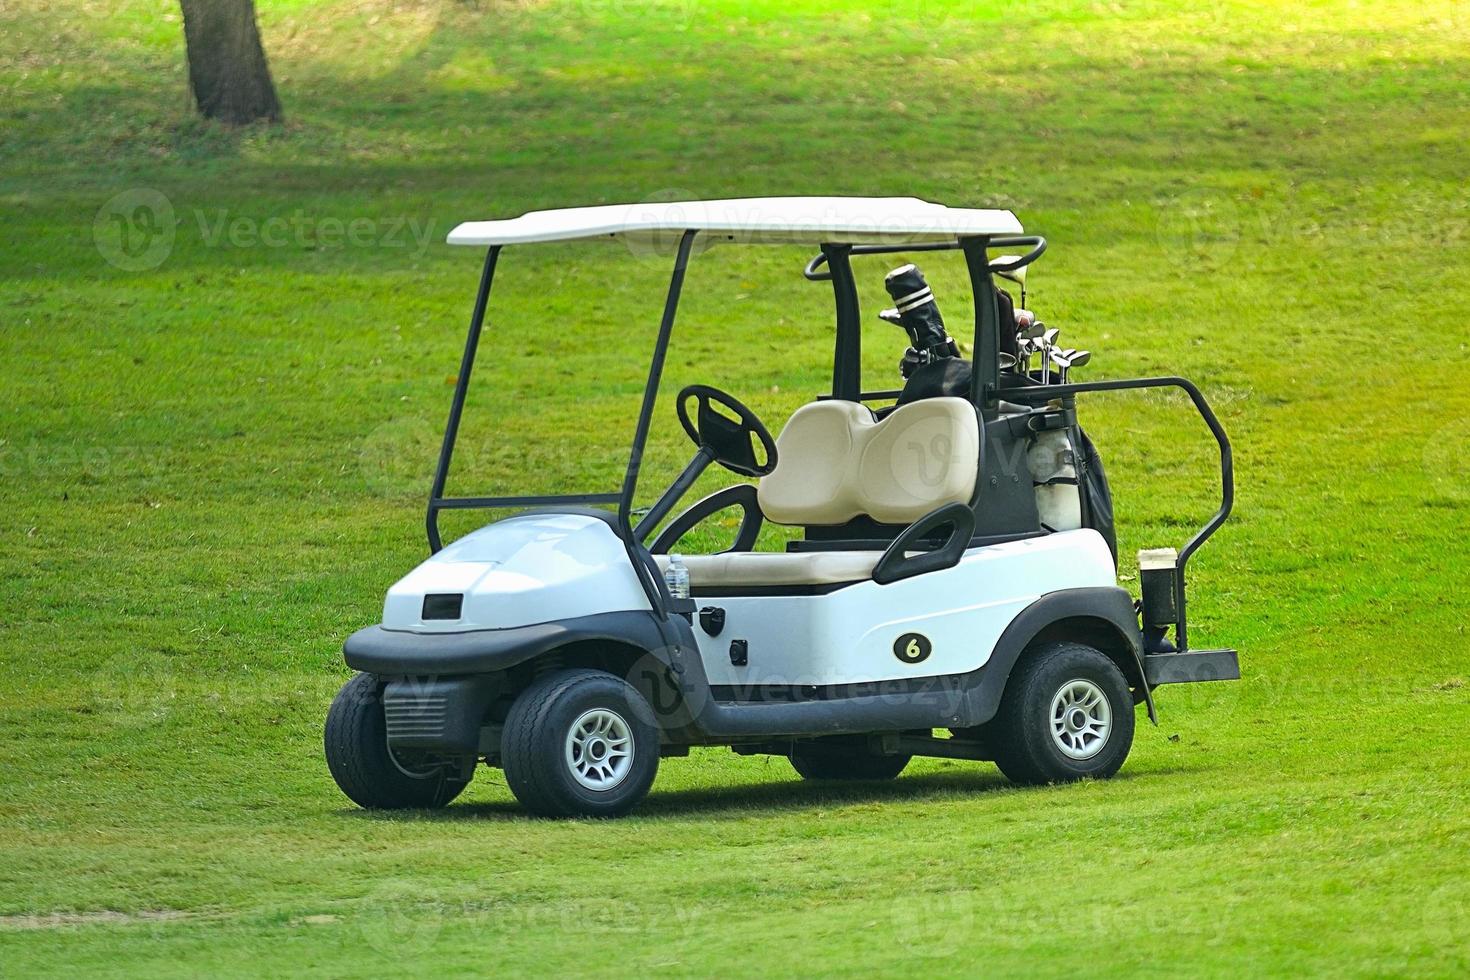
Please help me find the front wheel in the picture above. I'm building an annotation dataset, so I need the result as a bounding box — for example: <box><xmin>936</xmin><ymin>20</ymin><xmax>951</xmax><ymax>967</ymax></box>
<box><xmin>501</xmin><ymin>669</ymin><xmax>660</xmax><ymax>818</ymax></box>
<box><xmin>991</xmin><ymin>642</ymin><xmax>1136</xmax><ymax>785</ymax></box>
<box><xmin>324</xmin><ymin>673</ymin><xmax>468</xmax><ymax>809</ymax></box>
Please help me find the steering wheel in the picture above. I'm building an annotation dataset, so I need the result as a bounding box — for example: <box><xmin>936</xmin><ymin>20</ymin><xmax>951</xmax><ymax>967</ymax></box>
<box><xmin>675</xmin><ymin>384</ymin><xmax>778</xmax><ymax>477</ymax></box>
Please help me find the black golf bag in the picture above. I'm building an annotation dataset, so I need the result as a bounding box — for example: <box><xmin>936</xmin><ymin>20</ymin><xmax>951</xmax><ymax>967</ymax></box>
<box><xmin>880</xmin><ymin>263</ymin><xmax>1117</xmax><ymax>560</ymax></box>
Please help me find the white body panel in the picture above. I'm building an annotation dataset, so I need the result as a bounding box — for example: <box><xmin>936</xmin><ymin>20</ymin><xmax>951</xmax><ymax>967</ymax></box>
<box><xmin>691</xmin><ymin>530</ymin><xmax>1116</xmax><ymax>687</ymax></box>
<box><xmin>382</xmin><ymin>513</ymin><xmax>650</xmax><ymax>633</ymax></box>
<box><xmin>379</xmin><ymin>514</ymin><xmax>1115</xmax><ymax>688</ymax></box>
<box><xmin>447</xmin><ymin>197</ymin><xmax>1022</xmax><ymax>247</ymax></box>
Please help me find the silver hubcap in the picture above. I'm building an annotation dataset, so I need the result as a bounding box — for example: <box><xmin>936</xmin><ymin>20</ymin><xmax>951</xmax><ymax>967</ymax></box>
<box><xmin>565</xmin><ymin>708</ymin><xmax>635</xmax><ymax>791</ymax></box>
<box><xmin>1049</xmin><ymin>679</ymin><xmax>1112</xmax><ymax>760</ymax></box>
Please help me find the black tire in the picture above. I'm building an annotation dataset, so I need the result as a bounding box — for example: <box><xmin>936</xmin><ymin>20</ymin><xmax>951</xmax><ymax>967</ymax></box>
<box><xmin>500</xmin><ymin>669</ymin><xmax>660</xmax><ymax>818</ymax></box>
<box><xmin>788</xmin><ymin>736</ymin><xmax>911</xmax><ymax>781</ymax></box>
<box><xmin>324</xmin><ymin>673</ymin><xmax>468</xmax><ymax>810</ymax></box>
<box><xmin>991</xmin><ymin>642</ymin><xmax>1136</xmax><ymax>786</ymax></box>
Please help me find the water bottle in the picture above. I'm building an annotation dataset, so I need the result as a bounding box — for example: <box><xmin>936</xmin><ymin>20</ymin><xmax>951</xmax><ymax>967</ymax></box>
<box><xmin>664</xmin><ymin>553</ymin><xmax>690</xmax><ymax>600</ymax></box>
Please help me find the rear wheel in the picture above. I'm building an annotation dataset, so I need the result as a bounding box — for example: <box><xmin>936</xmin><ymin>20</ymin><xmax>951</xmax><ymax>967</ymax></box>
<box><xmin>991</xmin><ymin>642</ymin><xmax>1135</xmax><ymax>785</ymax></box>
<box><xmin>324</xmin><ymin>673</ymin><xmax>468</xmax><ymax>809</ymax></box>
<box><xmin>501</xmin><ymin>669</ymin><xmax>660</xmax><ymax>818</ymax></box>
<box><xmin>789</xmin><ymin>736</ymin><xmax>911</xmax><ymax>781</ymax></box>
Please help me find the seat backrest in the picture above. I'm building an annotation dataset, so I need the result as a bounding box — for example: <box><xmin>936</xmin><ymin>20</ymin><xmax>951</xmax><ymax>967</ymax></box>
<box><xmin>757</xmin><ymin>397</ymin><xmax>979</xmax><ymax>526</ymax></box>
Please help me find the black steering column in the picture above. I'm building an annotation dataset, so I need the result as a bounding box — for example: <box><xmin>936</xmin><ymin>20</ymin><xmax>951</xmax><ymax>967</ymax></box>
<box><xmin>635</xmin><ymin>385</ymin><xmax>777</xmax><ymax>552</ymax></box>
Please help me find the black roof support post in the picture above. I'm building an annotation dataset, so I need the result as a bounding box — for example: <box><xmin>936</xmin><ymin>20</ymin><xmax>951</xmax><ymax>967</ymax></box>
<box><xmin>426</xmin><ymin>245</ymin><xmax>501</xmax><ymax>553</ymax></box>
<box><xmin>618</xmin><ymin>229</ymin><xmax>699</xmax><ymax>612</ymax></box>
<box><xmin>822</xmin><ymin>243</ymin><xmax>861</xmax><ymax>401</ymax></box>
<box><xmin>960</xmin><ymin>236</ymin><xmax>1000</xmax><ymax>418</ymax></box>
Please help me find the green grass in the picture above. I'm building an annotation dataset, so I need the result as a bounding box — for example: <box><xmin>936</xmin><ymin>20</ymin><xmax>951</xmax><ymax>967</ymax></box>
<box><xmin>2</xmin><ymin>0</ymin><xmax>1469</xmax><ymax>975</ymax></box>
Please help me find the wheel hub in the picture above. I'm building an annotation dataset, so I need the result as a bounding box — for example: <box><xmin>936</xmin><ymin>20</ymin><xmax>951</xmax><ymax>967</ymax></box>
<box><xmin>1049</xmin><ymin>678</ymin><xmax>1112</xmax><ymax>761</ymax></box>
<box><xmin>565</xmin><ymin>708</ymin><xmax>634</xmax><ymax>791</ymax></box>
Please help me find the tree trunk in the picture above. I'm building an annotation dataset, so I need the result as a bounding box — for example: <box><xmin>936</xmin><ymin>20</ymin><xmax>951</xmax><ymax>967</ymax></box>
<box><xmin>179</xmin><ymin>0</ymin><xmax>282</xmax><ymax>125</ymax></box>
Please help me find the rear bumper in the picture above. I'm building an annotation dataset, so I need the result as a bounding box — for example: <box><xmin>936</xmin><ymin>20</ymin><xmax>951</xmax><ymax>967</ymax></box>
<box><xmin>1143</xmin><ymin>648</ymin><xmax>1239</xmax><ymax>686</ymax></box>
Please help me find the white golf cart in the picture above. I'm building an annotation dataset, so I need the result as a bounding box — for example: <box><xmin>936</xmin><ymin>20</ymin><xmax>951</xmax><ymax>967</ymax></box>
<box><xmin>324</xmin><ymin>197</ymin><xmax>1238</xmax><ymax>817</ymax></box>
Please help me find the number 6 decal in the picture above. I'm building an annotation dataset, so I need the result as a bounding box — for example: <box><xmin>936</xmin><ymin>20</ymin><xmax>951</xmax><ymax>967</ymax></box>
<box><xmin>893</xmin><ymin>632</ymin><xmax>932</xmax><ymax>664</ymax></box>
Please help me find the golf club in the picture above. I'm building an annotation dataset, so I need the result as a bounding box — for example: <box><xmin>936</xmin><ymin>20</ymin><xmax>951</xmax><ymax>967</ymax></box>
<box><xmin>1038</xmin><ymin>326</ymin><xmax>1060</xmax><ymax>384</ymax></box>
<box><xmin>1016</xmin><ymin>319</ymin><xmax>1043</xmax><ymax>376</ymax></box>
<box><xmin>1056</xmin><ymin>348</ymin><xmax>1091</xmax><ymax>383</ymax></box>
<box><xmin>992</xmin><ymin>253</ymin><xmax>1029</xmax><ymax>307</ymax></box>
<box><xmin>1064</xmin><ymin>349</ymin><xmax>1091</xmax><ymax>382</ymax></box>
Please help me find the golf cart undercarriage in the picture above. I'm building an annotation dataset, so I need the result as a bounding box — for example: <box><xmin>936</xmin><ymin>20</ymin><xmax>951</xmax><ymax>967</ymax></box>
<box><xmin>324</xmin><ymin>198</ymin><xmax>1239</xmax><ymax>817</ymax></box>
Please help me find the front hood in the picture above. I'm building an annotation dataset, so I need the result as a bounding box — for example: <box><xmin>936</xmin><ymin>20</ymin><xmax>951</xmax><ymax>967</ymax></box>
<box><xmin>382</xmin><ymin>512</ymin><xmax>650</xmax><ymax>633</ymax></box>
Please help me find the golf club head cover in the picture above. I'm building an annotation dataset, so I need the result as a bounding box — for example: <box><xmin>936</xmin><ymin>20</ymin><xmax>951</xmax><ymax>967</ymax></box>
<box><xmin>883</xmin><ymin>263</ymin><xmax>958</xmax><ymax>378</ymax></box>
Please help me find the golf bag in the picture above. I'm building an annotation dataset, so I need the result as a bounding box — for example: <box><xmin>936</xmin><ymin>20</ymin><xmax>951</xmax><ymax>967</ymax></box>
<box><xmin>878</xmin><ymin>264</ymin><xmax>1116</xmax><ymax>559</ymax></box>
<box><xmin>1027</xmin><ymin>424</ymin><xmax>1117</xmax><ymax>561</ymax></box>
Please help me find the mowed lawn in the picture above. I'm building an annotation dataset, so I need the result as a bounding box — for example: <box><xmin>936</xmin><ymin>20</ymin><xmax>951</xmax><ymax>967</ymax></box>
<box><xmin>1</xmin><ymin>0</ymin><xmax>1468</xmax><ymax>975</ymax></box>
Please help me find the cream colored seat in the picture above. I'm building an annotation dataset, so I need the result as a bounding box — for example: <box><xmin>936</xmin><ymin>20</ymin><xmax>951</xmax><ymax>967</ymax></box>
<box><xmin>659</xmin><ymin>397</ymin><xmax>979</xmax><ymax>588</ymax></box>
<box><xmin>656</xmin><ymin>550</ymin><xmax>883</xmax><ymax>587</ymax></box>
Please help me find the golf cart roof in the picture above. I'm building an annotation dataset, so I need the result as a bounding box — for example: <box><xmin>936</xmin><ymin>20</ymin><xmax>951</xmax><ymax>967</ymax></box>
<box><xmin>446</xmin><ymin>196</ymin><xmax>1023</xmax><ymax>247</ymax></box>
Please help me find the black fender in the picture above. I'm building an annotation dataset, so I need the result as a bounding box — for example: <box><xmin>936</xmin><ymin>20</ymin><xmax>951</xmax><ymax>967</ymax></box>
<box><xmin>967</xmin><ymin>586</ymin><xmax>1155</xmax><ymax>725</ymax></box>
<box><xmin>343</xmin><ymin>611</ymin><xmax>677</xmax><ymax>675</ymax></box>
<box><xmin>344</xmin><ymin>611</ymin><xmax>707</xmax><ymax>738</ymax></box>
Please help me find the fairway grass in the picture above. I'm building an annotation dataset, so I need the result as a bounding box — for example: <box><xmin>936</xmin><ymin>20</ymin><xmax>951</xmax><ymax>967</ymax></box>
<box><xmin>1</xmin><ymin>0</ymin><xmax>1468</xmax><ymax>975</ymax></box>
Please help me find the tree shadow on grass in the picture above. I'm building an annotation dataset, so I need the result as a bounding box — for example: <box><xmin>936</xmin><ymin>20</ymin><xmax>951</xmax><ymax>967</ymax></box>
<box><xmin>339</xmin><ymin>765</ymin><xmax>1179</xmax><ymax>823</ymax></box>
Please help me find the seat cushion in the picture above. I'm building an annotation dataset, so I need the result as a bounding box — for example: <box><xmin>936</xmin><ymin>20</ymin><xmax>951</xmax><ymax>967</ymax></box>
<box><xmin>656</xmin><ymin>551</ymin><xmax>882</xmax><ymax>587</ymax></box>
<box><xmin>757</xmin><ymin>397</ymin><xmax>979</xmax><ymax>525</ymax></box>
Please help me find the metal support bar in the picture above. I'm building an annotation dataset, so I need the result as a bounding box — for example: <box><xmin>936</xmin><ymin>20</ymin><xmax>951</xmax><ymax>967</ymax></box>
<box><xmin>1005</xmin><ymin>375</ymin><xmax>1234</xmax><ymax>650</ymax></box>
<box><xmin>802</xmin><ymin>235</ymin><xmax>1048</xmax><ymax>280</ymax></box>
<box><xmin>960</xmin><ymin>236</ymin><xmax>1001</xmax><ymax>416</ymax></box>
<box><xmin>619</xmin><ymin>230</ymin><xmax>699</xmax><ymax>612</ymax></box>
<box><xmin>426</xmin><ymin>245</ymin><xmax>500</xmax><ymax>553</ymax></box>
<box><xmin>822</xmin><ymin>244</ymin><xmax>861</xmax><ymax>401</ymax></box>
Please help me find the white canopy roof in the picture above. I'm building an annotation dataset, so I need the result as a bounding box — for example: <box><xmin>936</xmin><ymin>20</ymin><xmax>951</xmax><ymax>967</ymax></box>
<box><xmin>446</xmin><ymin>196</ymin><xmax>1023</xmax><ymax>247</ymax></box>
